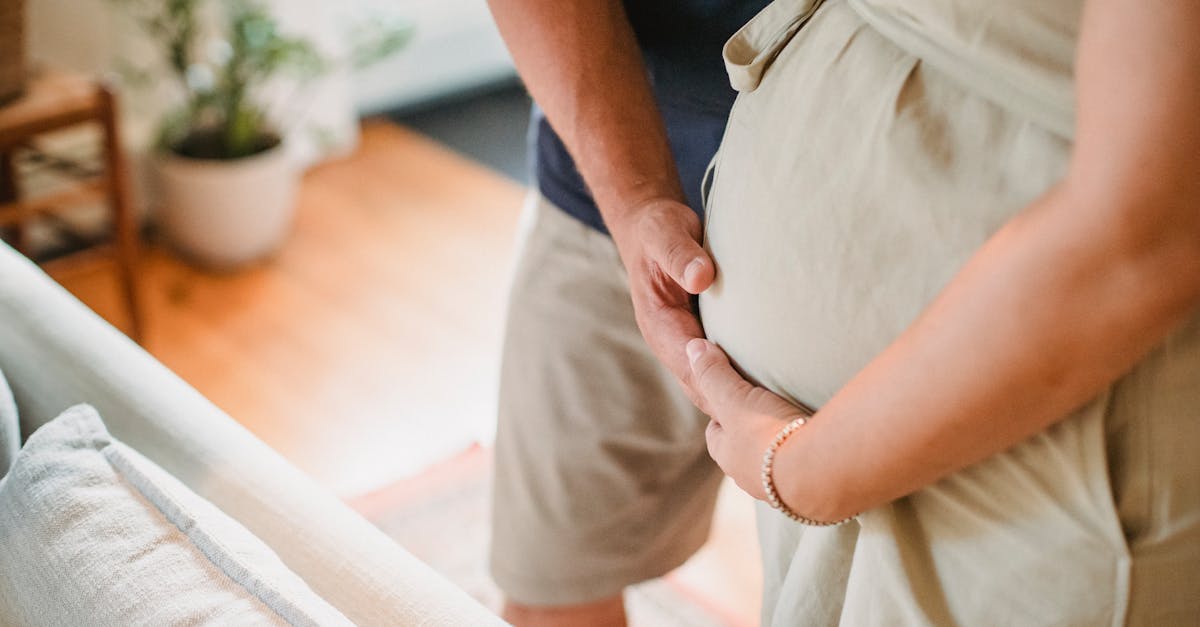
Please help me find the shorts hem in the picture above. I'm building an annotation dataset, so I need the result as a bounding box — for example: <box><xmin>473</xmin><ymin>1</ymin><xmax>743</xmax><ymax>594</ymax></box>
<box><xmin>490</xmin><ymin>533</ymin><xmax>707</xmax><ymax>607</ymax></box>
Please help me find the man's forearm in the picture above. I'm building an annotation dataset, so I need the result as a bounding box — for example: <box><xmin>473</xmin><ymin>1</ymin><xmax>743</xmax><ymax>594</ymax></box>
<box><xmin>487</xmin><ymin>0</ymin><xmax>684</xmax><ymax>217</ymax></box>
<box><xmin>489</xmin><ymin>0</ymin><xmax>718</xmax><ymax>394</ymax></box>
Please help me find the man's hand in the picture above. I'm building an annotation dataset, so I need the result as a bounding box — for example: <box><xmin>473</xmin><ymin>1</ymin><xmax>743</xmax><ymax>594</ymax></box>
<box><xmin>608</xmin><ymin>198</ymin><xmax>716</xmax><ymax>409</ymax></box>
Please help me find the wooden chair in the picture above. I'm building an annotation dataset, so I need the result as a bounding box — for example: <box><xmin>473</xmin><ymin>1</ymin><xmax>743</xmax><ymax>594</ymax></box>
<box><xmin>0</xmin><ymin>69</ymin><xmax>143</xmax><ymax>341</ymax></box>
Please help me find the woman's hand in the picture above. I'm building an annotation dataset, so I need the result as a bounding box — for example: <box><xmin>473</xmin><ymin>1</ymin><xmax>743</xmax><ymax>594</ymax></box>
<box><xmin>687</xmin><ymin>338</ymin><xmax>808</xmax><ymax>500</ymax></box>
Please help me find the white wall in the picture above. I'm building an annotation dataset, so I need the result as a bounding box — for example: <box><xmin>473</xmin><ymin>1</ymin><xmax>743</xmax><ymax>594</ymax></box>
<box><xmin>26</xmin><ymin>0</ymin><xmax>116</xmax><ymax>77</ymax></box>
<box><xmin>26</xmin><ymin>0</ymin><xmax>515</xmax><ymax>153</ymax></box>
<box><xmin>24</xmin><ymin>0</ymin><xmax>513</xmax><ymax>219</ymax></box>
<box><xmin>346</xmin><ymin>0</ymin><xmax>515</xmax><ymax>115</ymax></box>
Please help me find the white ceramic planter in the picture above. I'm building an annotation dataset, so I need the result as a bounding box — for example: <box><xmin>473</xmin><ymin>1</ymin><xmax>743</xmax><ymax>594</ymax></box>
<box><xmin>155</xmin><ymin>144</ymin><xmax>298</xmax><ymax>270</ymax></box>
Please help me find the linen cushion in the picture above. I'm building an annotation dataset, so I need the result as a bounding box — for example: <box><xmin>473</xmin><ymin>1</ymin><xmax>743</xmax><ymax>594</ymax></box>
<box><xmin>0</xmin><ymin>404</ymin><xmax>353</xmax><ymax>626</ymax></box>
<box><xmin>0</xmin><ymin>368</ymin><xmax>16</xmax><ymax>478</ymax></box>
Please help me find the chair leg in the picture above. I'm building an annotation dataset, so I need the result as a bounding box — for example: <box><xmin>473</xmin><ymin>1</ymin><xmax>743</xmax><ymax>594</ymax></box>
<box><xmin>0</xmin><ymin>148</ymin><xmax>30</xmax><ymax>255</ymax></box>
<box><xmin>99</xmin><ymin>85</ymin><xmax>145</xmax><ymax>343</ymax></box>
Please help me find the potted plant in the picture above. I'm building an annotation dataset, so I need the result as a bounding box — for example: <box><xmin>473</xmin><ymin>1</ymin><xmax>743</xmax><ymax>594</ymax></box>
<box><xmin>113</xmin><ymin>0</ymin><xmax>410</xmax><ymax>269</ymax></box>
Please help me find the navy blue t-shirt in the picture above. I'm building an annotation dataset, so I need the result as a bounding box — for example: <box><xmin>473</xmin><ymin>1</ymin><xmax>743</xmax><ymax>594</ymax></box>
<box><xmin>532</xmin><ymin>1</ymin><xmax>769</xmax><ymax>235</ymax></box>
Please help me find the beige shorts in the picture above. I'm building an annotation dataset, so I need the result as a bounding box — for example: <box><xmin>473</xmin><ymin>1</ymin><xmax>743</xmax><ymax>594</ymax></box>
<box><xmin>489</xmin><ymin>194</ymin><xmax>723</xmax><ymax>606</ymax></box>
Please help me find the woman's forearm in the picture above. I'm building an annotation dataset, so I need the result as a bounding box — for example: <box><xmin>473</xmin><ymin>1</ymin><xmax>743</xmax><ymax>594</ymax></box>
<box><xmin>774</xmin><ymin>0</ymin><xmax>1200</xmax><ymax>522</ymax></box>
<box><xmin>777</xmin><ymin>182</ymin><xmax>1200</xmax><ymax>521</ymax></box>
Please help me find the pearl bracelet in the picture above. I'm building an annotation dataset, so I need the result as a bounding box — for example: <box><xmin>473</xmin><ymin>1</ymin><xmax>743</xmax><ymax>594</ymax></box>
<box><xmin>761</xmin><ymin>416</ymin><xmax>857</xmax><ymax>526</ymax></box>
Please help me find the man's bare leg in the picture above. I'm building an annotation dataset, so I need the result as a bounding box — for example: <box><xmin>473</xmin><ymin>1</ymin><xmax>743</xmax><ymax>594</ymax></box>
<box><xmin>502</xmin><ymin>595</ymin><xmax>626</xmax><ymax>627</ymax></box>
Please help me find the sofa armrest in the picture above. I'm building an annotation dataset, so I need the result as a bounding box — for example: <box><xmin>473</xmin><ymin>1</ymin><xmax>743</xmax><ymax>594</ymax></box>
<box><xmin>0</xmin><ymin>243</ymin><xmax>505</xmax><ymax>626</ymax></box>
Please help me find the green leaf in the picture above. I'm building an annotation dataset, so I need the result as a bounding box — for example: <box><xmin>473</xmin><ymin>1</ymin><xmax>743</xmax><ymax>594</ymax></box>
<box><xmin>109</xmin><ymin>0</ymin><xmax>380</xmax><ymax>160</ymax></box>
<box><xmin>226</xmin><ymin>102</ymin><xmax>264</xmax><ymax>158</ymax></box>
<box><xmin>348</xmin><ymin>18</ymin><xmax>414</xmax><ymax>70</ymax></box>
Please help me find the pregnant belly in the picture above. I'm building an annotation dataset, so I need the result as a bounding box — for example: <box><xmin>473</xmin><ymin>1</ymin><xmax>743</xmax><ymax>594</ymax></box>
<box><xmin>696</xmin><ymin>5</ymin><xmax>1069</xmax><ymax>409</ymax></box>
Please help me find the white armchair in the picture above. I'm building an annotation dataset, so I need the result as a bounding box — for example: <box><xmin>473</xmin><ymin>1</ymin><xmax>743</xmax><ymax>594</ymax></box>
<box><xmin>0</xmin><ymin>241</ymin><xmax>506</xmax><ymax>626</ymax></box>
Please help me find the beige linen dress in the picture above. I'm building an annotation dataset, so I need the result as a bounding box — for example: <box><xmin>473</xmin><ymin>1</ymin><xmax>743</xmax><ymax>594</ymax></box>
<box><xmin>698</xmin><ymin>0</ymin><xmax>1200</xmax><ymax>624</ymax></box>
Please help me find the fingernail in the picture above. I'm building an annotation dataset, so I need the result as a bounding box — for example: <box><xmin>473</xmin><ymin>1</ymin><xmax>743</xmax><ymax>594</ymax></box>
<box><xmin>683</xmin><ymin>258</ymin><xmax>704</xmax><ymax>287</ymax></box>
<box><xmin>686</xmin><ymin>338</ymin><xmax>707</xmax><ymax>365</ymax></box>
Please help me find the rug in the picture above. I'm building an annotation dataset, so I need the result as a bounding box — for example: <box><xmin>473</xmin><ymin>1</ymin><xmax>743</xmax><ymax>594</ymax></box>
<box><xmin>347</xmin><ymin>445</ymin><xmax>741</xmax><ymax>626</ymax></box>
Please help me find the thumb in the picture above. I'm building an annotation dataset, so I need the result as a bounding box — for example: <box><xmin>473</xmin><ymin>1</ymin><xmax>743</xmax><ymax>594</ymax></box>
<box><xmin>687</xmin><ymin>338</ymin><xmax>754</xmax><ymax>412</ymax></box>
<box><xmin>642</xmin><ymin>209</ymin><xmax>715</xmax><ymax>294</ymax></box>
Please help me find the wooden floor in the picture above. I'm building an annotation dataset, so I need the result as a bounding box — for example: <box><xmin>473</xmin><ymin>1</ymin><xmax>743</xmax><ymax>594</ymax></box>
<box><xmin>51</xmin><ymin>121</ymin><xmax>525</xmax><ymax>495</ymax></box>
<box><xmin>50</xmin><ymin>120</ymin><xmax>761</xmax><ymax>625</ymax></box>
